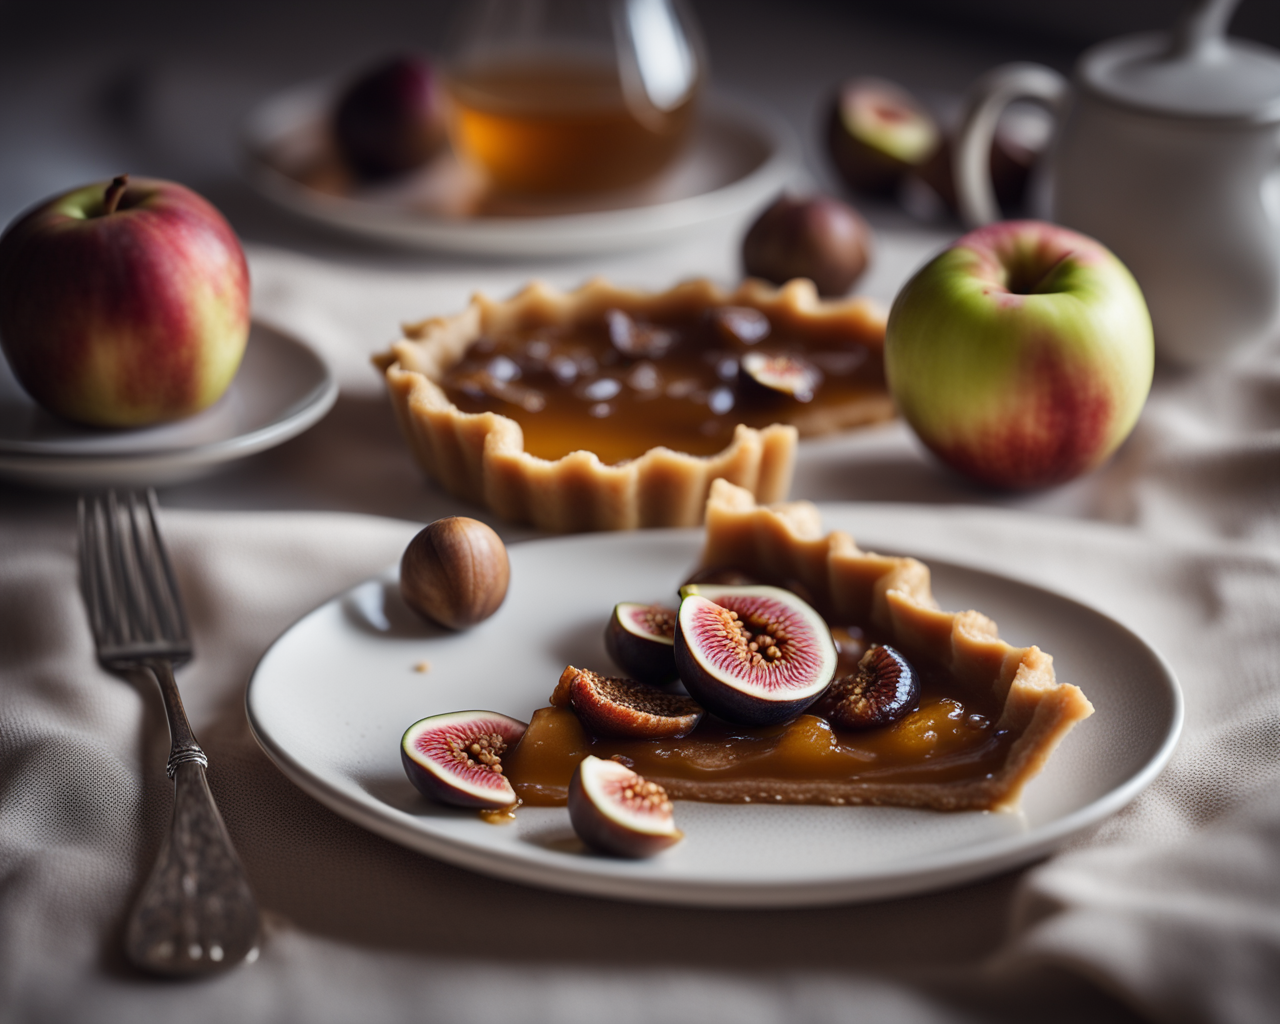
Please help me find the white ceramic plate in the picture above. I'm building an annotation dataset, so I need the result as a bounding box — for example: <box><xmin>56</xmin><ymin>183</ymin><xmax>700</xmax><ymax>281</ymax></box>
<box><xmin>0</xmin><ymin>322</ymin><xmax>337</xmax><ymax>488</ymax></box>
<box><xmin>241</xmin><ymin>82</ymin><xmax>795</xmax><ymax>256</ymax></box>
<box><xmin>247</xmin><ymin>516</ymin><xmax>1182</xmax><ymax>907</ymax></box>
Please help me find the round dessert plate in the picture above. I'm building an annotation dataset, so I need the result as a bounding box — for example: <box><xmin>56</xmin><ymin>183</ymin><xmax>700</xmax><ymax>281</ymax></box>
<box><xmin>240</xmin><ymin>82</ymin><xmax>795</xmax><ymax>256</ymax></box>
<box><xmin>0</xmin><ymin>322</ymin><xmax>337</xmax><ymax>488</ymax></box>
<box><xmin>247</xmin><ymin>516</ymin><xmax>1183</xmax><ymax>908</ymax></box>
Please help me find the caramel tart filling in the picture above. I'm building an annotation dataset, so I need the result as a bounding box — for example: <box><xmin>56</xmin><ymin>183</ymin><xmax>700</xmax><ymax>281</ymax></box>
<box><xmin>439</xmin><ymin>299</ymin><xmax>888</xmax><ymax>465</ymax></box>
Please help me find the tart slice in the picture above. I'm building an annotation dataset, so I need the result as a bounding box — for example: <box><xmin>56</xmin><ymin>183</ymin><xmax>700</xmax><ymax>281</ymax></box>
<box><xmin>503</xmin><ymin>480</ymin><xmax>1094</xmax><ymax>812</ymax></box>
<box><xmin>373</xmin><ymin>277</ymin><xmax>890</xmax><ymax>532</ymax></box>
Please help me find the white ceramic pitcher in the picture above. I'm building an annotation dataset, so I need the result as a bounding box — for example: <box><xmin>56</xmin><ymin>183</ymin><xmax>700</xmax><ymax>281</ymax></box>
<box><xmin>955</xmin><ymin>0</ymin><xmax>1280</xmax><ymax>366</ymax></box>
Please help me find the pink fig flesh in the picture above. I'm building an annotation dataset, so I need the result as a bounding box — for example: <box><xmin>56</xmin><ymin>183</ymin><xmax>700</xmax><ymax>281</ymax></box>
<box><xmin>559</xmin><ymin>665</ymin><xmax>703</xmax><ymax>739</ymax></box>
<box><xmin>568</xmin><ymin>755</ymin><xmax>682</xmax><ymax>858</ymax></box>
<box><xmin>401</xmin><ymin>710</ymin><xmax>526</xmax><ymax>809</ymax></box>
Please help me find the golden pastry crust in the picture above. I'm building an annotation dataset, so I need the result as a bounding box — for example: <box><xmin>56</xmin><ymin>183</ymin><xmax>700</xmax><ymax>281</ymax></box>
<box><xmin>373</xmin><ymin>277</ymin><xmax>889</xmax><ymax>532</ymax></box>
<box><xmin>692</xmin><ymin>479</ymin><xmax>1095</xmax><ymax>811</ymax></box>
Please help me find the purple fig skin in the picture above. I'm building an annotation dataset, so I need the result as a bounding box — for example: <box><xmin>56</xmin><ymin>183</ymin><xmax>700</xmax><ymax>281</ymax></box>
<box><xmin>333</xmin><ymin>54</ymin><xmax>445</xmax><ymax>180</ymax></box>
<box><xmin>567</xmin><ymin>756</ymin><xmax>682</xmax><ymax>858</ymax></box>
<box><xmin>604</xmin><ymin>603</ymin><xmax>678</xmax><ymax>686</ymax></box>
<box><xmin>401</xmin><ymin>711</ymin><xmax>526</xmax><ymax>810</ymax></box>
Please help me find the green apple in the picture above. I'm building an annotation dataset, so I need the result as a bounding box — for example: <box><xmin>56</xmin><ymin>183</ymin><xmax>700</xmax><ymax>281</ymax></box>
<box><xmin>885</xmin><ymin>220</ymin><xmax>1153</xmax><ymax>488</ymax></box>
<box><xmin>0</xmin><ymin>175</ymin><xmax>250</xmax><ymax>428</ymax></box>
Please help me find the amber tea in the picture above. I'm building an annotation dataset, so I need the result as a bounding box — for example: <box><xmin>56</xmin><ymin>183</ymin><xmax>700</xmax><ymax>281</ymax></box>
<box><xmin>447</xmin><ymin>59</ymin><xmax>696</xmax><ymax>195</ymax></box>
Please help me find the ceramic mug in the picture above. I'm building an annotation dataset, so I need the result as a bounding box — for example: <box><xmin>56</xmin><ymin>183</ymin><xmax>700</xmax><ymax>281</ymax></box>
<box><xmin>954</xmin><ymin>0</ymin><xmax>1280</xmax><ymax>367</ymax></box>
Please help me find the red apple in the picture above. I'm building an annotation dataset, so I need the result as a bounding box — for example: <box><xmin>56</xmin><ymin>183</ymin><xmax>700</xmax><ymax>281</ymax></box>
<box><xmin>885</xmin><ymin>220</ymin><xmax>1153</xmax><ymax>489</ymax></box>
<box><xmin>0</xmin><ymin>175</ymin><xmax>250</xmax><ymax>427</ymax></box>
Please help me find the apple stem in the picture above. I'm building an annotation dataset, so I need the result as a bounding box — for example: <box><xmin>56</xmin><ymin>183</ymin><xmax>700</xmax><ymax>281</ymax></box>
<box><xmin>102</xmin><ymin>175</ymin><xmax>129</xmax><ymax>216</ymax></box>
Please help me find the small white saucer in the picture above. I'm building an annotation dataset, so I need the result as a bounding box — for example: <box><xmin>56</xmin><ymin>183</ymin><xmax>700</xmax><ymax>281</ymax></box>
<box><xmin>241</xmin><ymin>82</ymin><xmax>795</xmax><ymax>256</ymax></box>
<box><xmin>0</xmin><ymin>322</ymin><xmax>337</xmax><ymax>488</ymax></box>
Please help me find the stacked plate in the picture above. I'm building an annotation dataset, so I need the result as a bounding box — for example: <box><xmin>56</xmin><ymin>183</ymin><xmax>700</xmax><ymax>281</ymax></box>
<box><xmin>0</xmin><ymin>323</ymin><xmax>337</xmax><ymax>488</ymax></box>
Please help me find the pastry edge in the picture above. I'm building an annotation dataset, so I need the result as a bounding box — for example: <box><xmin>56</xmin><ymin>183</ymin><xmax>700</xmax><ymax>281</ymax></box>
<box><xmin>693</xmin><ymin>479</ymin><xmax>1095</xmax><ymax>812</ymax></box>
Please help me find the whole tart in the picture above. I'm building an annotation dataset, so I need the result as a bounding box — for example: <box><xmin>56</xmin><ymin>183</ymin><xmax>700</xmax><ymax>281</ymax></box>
<box><xmin>504</xmin><ymin>480</ymin><xmax>1095</xmax><ymax>812</ymax></box>
<box><xmin>374</xmin><ymin>277</ymin><xmax>890</xmax><ymax>532</ymax></box>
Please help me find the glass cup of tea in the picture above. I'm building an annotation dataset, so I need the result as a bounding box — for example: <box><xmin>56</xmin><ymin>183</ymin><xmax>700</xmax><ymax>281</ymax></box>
<box><xmin>445</xmin><ymin>0</ymin><xmax>705</xmax><ymax>196</ymax></box>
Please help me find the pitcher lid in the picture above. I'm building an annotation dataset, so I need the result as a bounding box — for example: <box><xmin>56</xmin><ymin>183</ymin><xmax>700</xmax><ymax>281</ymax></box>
<box><xmin>1081</xmin><ymin>0</ymin><xmax>1280</xmax><ymax>123</ymax></box>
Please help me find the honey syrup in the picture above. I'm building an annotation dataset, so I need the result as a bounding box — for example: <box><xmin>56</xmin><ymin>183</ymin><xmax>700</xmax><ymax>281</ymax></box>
<box><xmin>446</xmin><ymin>58</ymin><xmax>696</xmax><ymax>195</ymax></box>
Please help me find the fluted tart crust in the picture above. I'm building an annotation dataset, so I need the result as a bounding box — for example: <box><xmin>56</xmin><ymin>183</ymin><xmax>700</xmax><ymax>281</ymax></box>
<box><xmin>374</xmin><ymin>277</ymin><xmax>890</xmax><ymax>532</ymax></box>
<box><xmin>685</xmin><ymin>480</ymin><xmax>1095</xmax><ymax>811</ymax></box>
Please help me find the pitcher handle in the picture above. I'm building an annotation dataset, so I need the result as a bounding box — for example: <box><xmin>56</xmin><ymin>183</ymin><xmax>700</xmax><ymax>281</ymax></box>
<box><xmin>955</xmin><ymin>63</ymin><xmax>1069</xmax><ymax>228</ymax></box>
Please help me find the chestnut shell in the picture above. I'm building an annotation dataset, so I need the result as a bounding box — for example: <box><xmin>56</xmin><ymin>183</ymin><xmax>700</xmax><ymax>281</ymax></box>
<box><xmin>400</xmin><ymin>516</ymin><xmax>509</xmax><ymax>630</ymax></box>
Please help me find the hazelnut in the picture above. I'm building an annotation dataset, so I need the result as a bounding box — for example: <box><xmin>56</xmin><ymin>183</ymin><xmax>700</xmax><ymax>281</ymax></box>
<box><xmin>741</xmin><ymin>193</ymin><xmax>873</xmax><ymax>297</ymax></box>
<box><xmin>400</xmin><ymin>517</ymin><xmax>509</xmax><ymax>630</ymax></box>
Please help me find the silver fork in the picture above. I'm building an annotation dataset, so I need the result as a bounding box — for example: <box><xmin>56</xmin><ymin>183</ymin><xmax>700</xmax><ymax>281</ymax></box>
<box><xmin>79</xmin><ymin>489</ymin><xmax>260</xmax><ymax>976</ymax></box>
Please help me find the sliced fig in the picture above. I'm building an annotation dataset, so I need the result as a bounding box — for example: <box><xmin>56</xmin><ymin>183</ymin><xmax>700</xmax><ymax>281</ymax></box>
<box><xmin>827</xmin><ymin>645</ymin><xmax>919</xmax><ymax>729</ymax></box>
<box><xmin>826</xmin><ymin>77</ymin><xmax>940</xmax><ymax>195</ymax></box>
<box><xmin>674</xmin><ymin>584</ymin><xmax>838</xmax><ymax>726</ymax></box>
<box><xmin>709</xmin><ymin>306</ymin><xmax>770</xmax><ymax>348</ymax></box>
<box><xmin>605</xmin><ymin>601</ymin><xmax>678</xmax><ymax>685</ymax></box>
<box><xmin>605</xmin><ymin>308</ymin><xmax>677</xmax><ymax>360</ymax></box>
<box><xmin>558</xmin><ymin>665</ymin><xmax>703</xmax><ymax>739</ymax></box>
<box><xmin>740</xmin><ymin>352</ymin><xmax>823</xmax><ymax>402</ymax></box>
<box><xmin>568</xmin><ymin>755</ymin><xmax>682</xmax><ymax>857</ymax></box>
<box><xmin>401</xmin><ymin>710</ymin><xmax>527</xmax><ymax>809</ymax></box>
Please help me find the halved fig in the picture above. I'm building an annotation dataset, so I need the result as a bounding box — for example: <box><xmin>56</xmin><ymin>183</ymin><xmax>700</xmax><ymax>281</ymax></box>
<box><xmin>568</xmin><ymin>755</ymin><xmax>683</xmax><ymax>858</ymax></box>
<box><xmin>674</xmin><ymin>584</ymin><xmax>838</xmax><ymax>726</ymax></box>
<box><xmin>740</xmin><ymin>352</ymin><xmax>823</xmax><ymax>403</ymax></box>
<box><xmin>828</xmin><ymin>645</ymin><xmax>919</xmax><ymax>729</ymax></box>
<box><xmin>556</xmin><ymin>665</ymin><xmax>703</xmax><ymax>739</ymax></box>
<box><xmin>605</xmin><ymin>308</ymin><xmax>677</xmax><ymax>360</ymax></box>
<box><xmin>605</xmin><ymin>601</ymin><xmax>678</xmax><ymax>685</ymax></box>
<box><xmin>709</xmin><ymin>306</ymin><xmax>771</xmax><ymax>348</ymax></box>
<box><xmin>826</xmin><ymin>77</ymin><xmax>940</xmax><ymax>195</ymax></box>
<box><xmin>401</xmin><ymin>710</ymin><xmax>527</xmax><ymax>809</ymax></box>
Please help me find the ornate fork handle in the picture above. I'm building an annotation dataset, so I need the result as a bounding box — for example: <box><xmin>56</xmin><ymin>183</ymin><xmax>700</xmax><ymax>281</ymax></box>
<box><xmin>150</xmin><ymin>658</ymin><xmax>209</xmax><ymax>777</ymax></box>
<box><xmin>125</xmin><ymin>658</ymin><xmax>259</xmax><ymax>974</ymax></box>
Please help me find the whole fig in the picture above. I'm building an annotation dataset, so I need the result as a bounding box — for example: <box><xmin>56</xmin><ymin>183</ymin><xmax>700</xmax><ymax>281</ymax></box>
<box><xmin>333</xmin><ymin>54</ymin><xmax>446</xmax><ymax>180</ymax></box>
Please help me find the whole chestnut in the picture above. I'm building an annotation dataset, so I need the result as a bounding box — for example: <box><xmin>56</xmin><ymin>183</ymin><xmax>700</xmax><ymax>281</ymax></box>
<box><xmin>332</xmin><ymin>54</ymin><xmax>446</xmax><ymax>180</ymax></box>
<box><xmin>742</xmin><ymin>194</ymin><xmax>873</xmax><ymax>297</ymax></box>
<box><xmin>400</xmin><ymin>517</ymin><xmax>510</xmax><ymax>630</ymax></box>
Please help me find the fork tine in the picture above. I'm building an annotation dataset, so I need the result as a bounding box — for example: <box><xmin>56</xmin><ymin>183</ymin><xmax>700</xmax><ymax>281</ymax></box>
<box><xmin>106</xmin><ymin>490</ymin><xmax>150</xmax><ymax>648</ymax></box>
<box><xmin>134</xmin><ymin>489</ymin><xmax>189</xmax><ymax>646</ymax></box>
<box><xmin>78</xmin><ymin>488</ymin><xmax>192</xmax><ymax>664</ymax></box>
<box><xmin>80</xmin><ymin>492</ymin><xmax>120</xmax><ymax>652</ymax></box>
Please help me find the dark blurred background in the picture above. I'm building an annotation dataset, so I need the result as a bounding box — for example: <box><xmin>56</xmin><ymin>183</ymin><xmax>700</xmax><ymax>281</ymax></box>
<box><xmin>1</xmin><ymin>0</ymin><xmax>1278</xmax><ymax>240</ymax></box>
